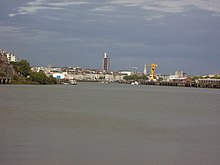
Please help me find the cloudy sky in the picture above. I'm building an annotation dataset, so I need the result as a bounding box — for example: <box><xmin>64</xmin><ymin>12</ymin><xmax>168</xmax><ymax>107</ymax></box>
<box><xmin>0</xmin><ymin>0</ymin><xmax>220</xmax><ymax>75</ymax></box>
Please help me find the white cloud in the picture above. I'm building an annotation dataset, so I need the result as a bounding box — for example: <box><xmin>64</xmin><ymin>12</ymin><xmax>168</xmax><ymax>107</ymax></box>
<box><xmin>0</xmin><ymin>25</ymin><xmax>22</xmax><ymax>34</ymax></box>
<box><xmin>47</xmin><ymin>2</ymin><xmax>90</xmax><ymax>7</ymax></box>
<box><xmin>141</xmin><ymin>2</ymin><xmax>186</xmax><ymax>13</ymax></box>
<box><xmin>8</xmin><ymin>0</ymin><xmax>220</xmax><ymax>20</ymax></box>
<box><xmin>107</xmin><ymin>0</ymin><xmax>220</xmax><ymax>21</ymax></box>
<box><xmin>91</xmin><ymin>6</ymin><xmax>116</xmax><ymax>12</ymax></box>
<box><xmin>18</xmin><ymin>6</ymin><xmax>63</xmax><ymax>15</ymax></box>
<box><xmin>9</xmin><ymin>0</ymin><xmax>90</xmax><ymax>17</ymax></box>
<box><xmin>110</xmin><ymin>0</ymin><xmax>145</xmax><ymax>6</ymax></box>
<box><xmin>9</xmin><ymin>14</ymin><xmax>16</xmax><ymax>17</ymax></box>
<box><xmin>27</xmin><ymin>0</ymin><xmax>44</xmax><ymax>6</ymax></box>
<box><xmin>110</xmin><ymin>0</ymin><xmax>220</xmax><ymax>13</ymax></box>
<box><xmin>144</xmin><ymin>15</ymin><xmax>165</xmax><ymax>21</ymax></box>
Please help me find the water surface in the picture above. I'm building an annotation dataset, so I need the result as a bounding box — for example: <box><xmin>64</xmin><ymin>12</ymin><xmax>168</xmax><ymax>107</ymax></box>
<box><xmin>0</xmin><ymin>83</ymin><xmax>220</xmax><ymax>165</ymax></box>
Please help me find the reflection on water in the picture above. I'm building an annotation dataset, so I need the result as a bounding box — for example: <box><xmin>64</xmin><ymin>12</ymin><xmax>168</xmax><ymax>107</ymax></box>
<box><xmin>0</xmin><ymin>83</ymin><xmax>220</xmax><ymax>165</ymax></box>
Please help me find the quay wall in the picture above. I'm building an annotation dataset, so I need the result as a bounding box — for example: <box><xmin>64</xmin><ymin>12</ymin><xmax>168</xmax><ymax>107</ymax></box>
<box><xmin>140</xmin><ymin>81</ymin><xmax>220</xmax><ymax>89</ymax></box>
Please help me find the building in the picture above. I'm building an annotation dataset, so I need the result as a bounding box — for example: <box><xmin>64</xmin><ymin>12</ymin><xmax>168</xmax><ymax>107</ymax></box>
<box><xmin>175</xmin><ymin>70</ymin><xmax>184</xmax><ymax>78</ymax></box>
<box><xmin>0</xmin><ymin>49</ymin><xmax>17</xmax><ymax>62</ymax></box>
<box><xmin>118</xmin><ymin>70</ymin><xmax>133</xmax><ymax>76</ymax></box>
<box><xmin>52</xmin><ymin>73</ymin><xmax>65</xmax><ymax>79</ymax></box>
<box><xmin>6</xmin><ymin>53</ymin><xmax>17</xmax><ymax>62</ymax></box>
<box><xmin>102</xmin><ymin>52</ymin><xmax>110</xmax><ymax>72</ymax></box>
<box><xmin>196</xmin><ymin>79</ymin><xmax>220</xmax><ymax>85</ymax></box>
<box><xmin>168</xmin><ymin>70</ymin><xmax>187</xmax><ymax>81</ymax></box>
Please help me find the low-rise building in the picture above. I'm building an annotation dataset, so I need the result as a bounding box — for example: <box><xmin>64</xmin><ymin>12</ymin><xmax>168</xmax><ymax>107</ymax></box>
<box><xmin>52</xmin><ymin>72</ymin><xmax>66</xmax><ymax>79</ymax></box>
<box><xmin>0</xmin><ymin>49</ymin><xmax>18</xmax><ymax>62</ymax></box>
<box><xmin>169</xmin><ymin>70</ymin><xmax>187</xmax><ymax>82</ymax></box>
<box><xmin>32</xmin><ymin>65</ymin><xmax>126</xmax><ymax>82</ymax></box>
<box><xmin>6</xmin><ymin>53</ymin><xmax>17</xmax><ymax>62</ymax></box>
<box><xmin>118</xmin><ymin>70</ymin><xmax>133</xmax><ymax>76</ymax></box>
<box><xmin>196</xmin><ymin>79</ymin><xmax>220</xmax><ymax>84</ymax></box>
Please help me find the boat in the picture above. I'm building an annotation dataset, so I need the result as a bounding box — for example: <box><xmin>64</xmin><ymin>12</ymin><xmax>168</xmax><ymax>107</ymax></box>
<box><xmin>69</xmin><ymin>79</ymin><xmax>77</xmax><ymax>85</ymax></box>
<box><xmin>131</xmin><ymin>81</ymin><xmax>139</xmax><ymax>85</ymax></box>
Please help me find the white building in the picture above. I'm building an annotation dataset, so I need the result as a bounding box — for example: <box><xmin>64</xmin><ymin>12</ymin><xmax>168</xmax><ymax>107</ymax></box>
<box><xmin>0</xmin><ymin>49</ymin><xmax>17</xmax><ymax>62</ymax></box>
<box><xmin>31</xmin><ymin>66</ymin><xmax>46</xmax><ymax>72</ymax></box>
<box><xmin>118</xmin><ymin>70</ymin><xmax>132</xmax><ymax>76</ymax></box>
<box><xmin>52</xmin><ymin>73</ymin><xmax>65</xmax><ymax>79</ymax></box>
<box><xmin>6</xmin><ymin>53</ymin><xmax>17</xmax><ymax>62</ymax></box>
<box><xmin>196</xmin><ymin>79</ymin><xmax>220</xmax><ymax>84</ymax></box>
<box><xmin>169</xmin><ymin>70</ymin><xmax>186</xmax><ymax>81</ymax></box>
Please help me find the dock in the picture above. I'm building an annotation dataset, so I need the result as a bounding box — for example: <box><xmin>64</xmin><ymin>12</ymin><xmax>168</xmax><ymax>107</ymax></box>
<box><xmin>141</xmin><ymin>80</ymin><xmax>220</xmax><ymax>89</ymax></box>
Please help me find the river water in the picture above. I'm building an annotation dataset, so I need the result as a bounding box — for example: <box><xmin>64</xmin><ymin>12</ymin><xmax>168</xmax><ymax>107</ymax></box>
<box><xmin>0</xmin><ymin>83</ymin><xmax>220</xmax><ymax>165</ymax></box>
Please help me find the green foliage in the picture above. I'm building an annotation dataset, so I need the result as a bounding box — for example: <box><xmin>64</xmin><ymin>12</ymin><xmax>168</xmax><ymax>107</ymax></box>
<box><xmin>0</xmin><ymin>72</ymin><xmax>6</xmax><ymax>77</ymax></box>
<box><xmin>211</xmin><ymin>76</ymin><xmax>220</xmax><ymax>79</ymax></box>
<box><xmin>29</xmin><ymin>71</ymin><xmax>57</xmax><ymax>84</ymax></box>
<box><xmin>29</xmin><ymin>71</ymin><xmax>47</xmax><ymax>84</ymax></box>
<box><xmin>12</xmin><ymin>60</ymin><xmax>31</xmax><ymax>77</ymax></box>
<box><xmin>47</xmin><ymin>75</ymin><xmax>57</xmax><ymax>84</ymax></box>
<box><xmin>11</xmin><ymin>59</ymin><xmax>57</xmax><ymax>84</ymax></box>
<box><xmin>123</xmin><ymin>75</ymin><xmax>148</xmax><ymax>81</ymax></box>
<box><xmin>191</xmin><ymin>76</ymin><xmax>203</xmax><ymax>81</ymax></box>
<box><xmin>12</xmin><ymin>75</ymin><xmax>19</xmax><ymax>81</ymax></box>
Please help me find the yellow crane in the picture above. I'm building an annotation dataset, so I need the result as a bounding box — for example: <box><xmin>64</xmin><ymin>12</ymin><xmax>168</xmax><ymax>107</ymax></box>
<box><xmin>146</xmin><ymin>63</ymin><xmax>158</xmax><ymax>81</ymax></box>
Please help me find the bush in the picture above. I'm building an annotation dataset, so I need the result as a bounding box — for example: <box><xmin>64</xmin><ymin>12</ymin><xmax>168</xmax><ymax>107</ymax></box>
<box><xmin>29</xmin><ymin>71</ymin><xmax>57</xmax><ymax>84</ymax></box>
<box><xmin>0</xmin><ymin>72</ymin><xmax>6</xmax><ymax>77</ymax></box>
<box><xmin>12</xmin><ymin>60</ymin><xmax>31</xmax><ymax>77</ymax></box>
<box><xmin>123</xmin><ymin>75</ymin><xmax>148</xmax><ymax>81</ymax></box>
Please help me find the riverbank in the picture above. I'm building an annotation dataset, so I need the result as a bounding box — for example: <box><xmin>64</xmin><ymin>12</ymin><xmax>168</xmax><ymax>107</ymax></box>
<box><xmin>121</xmin><ymin>80</ymin><xmax>220</xmax><ymax>89</ymax></box>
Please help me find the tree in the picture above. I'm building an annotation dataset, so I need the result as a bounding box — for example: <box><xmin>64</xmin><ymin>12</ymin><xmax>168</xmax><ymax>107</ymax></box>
<box><xmin>123</xmin><ymin>75</ymin><xmax>148</xmax><ymax>81</ymax></box>
<box><xmin>47</xmin><ymin>75</ymin><xmax>57</xmax><ymax>84</ymax></box>
<box><xmin>29</xmin><ymin>71</ymin><xmax>57</xmax><ymax>84</ymax></box>
<box><xmin>12</xmin><ymin>60</ymin><xmax>31</xmax><ymax>77</ymax></box>
<box><xmin>29</xmin><ymin>71</ymin><xmax>48</xmax><ymax>84</ymax></box>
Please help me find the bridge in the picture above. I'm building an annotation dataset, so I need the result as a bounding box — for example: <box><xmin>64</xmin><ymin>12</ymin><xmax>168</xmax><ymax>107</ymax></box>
<box><xmin>0</xmin><ymin>77</ymin><xmax>12</xmax><ymax>84</ymax></box>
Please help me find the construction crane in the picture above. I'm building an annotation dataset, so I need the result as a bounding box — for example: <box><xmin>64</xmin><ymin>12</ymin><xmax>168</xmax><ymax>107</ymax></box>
<box><xmin>146</xmin><ymin>63</ymin><xmax>158</xmax><ymax>81</ymax></box>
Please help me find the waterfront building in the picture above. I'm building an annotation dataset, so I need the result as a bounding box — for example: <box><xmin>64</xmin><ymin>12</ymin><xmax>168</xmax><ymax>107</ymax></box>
<box><xmin>196</xmin><ymin>79</ymin><xmax>220</xmax><ymax>85</ymax></box>
<box><xmin>118</xmin><ymin>70</ymin><xmax>132</xmax><ymax>76</ymax></box>
<box><xmin>175</xmin><ymin>70</ymin><xmax>184</xmax><ymax>78</ymax></box>
<box><xmin>102</xmin><ymin>52</ymin><xmax>110</xmax><ymax>72</ymax></box>
<box><xmin>52</xmin><ymin>72</ymin><xmax>65</xmax><ymax>79</ymax></box>
<box><xmin>169</xmin><ymin>70</ymin><xmax>187</xmax><ymax>81</ymax></box>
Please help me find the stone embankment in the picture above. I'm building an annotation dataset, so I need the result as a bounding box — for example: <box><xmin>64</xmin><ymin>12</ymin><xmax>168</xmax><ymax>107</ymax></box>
<box><xmin>141</xmin><ymin>81</ymin><xmax>220</xmax><ymax>89</ymax></box>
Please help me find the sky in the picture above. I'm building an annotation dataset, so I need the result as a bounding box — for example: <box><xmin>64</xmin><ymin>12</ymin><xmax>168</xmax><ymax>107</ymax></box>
<box><xmin>0</xmin><ymin>0</ymin><xmax>220</xmax><ymax>75</ymax></box>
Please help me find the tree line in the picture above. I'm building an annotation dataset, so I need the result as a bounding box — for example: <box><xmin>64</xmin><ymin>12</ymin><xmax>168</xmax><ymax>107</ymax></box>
<box><xmin>11</xmin><ymin>59</ymin><xmax>57</xmax><ymax>84</ymax></box>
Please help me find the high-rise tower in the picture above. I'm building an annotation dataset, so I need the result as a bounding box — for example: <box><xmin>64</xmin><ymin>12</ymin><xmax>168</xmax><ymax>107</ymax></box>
<box><xmin>102</xmin><ymin>52</ymin><xmax>110</xmax><ymax>71</ymax></box>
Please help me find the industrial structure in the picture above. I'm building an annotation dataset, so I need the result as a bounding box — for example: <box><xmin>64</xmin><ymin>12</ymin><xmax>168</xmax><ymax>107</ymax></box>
<box><xmin>145</xmin><ymin>63</ymin><xmax>158</xmax><ymax>81</ymax></box>
<box><xmin>102</xmin><ymin>52</ymin><xmax>110</xmax><ymax>72</ymax></box>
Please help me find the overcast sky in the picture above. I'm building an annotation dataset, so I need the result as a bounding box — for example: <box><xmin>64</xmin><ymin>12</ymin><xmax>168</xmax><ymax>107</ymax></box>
<box><xmin>0</xmin><ymin>0</ymin><xmax>220</xmax><ymax>75</ymax></box>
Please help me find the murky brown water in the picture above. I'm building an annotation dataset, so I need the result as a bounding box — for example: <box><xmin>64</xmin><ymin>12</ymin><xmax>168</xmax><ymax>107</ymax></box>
<box><xmin>0</xmin><ymin>83</ymin><xmax>220</xmax><ymax>165</ymax></box>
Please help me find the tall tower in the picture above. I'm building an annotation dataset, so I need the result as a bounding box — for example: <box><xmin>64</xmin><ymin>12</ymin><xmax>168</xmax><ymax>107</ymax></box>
<box><xmin>144</xmin><ymin>64</ymin><xmax>147</xmax><ymax>75</ymax></box>
<box><xmin>102</xmin><ymin>52</ymin><xmax>110</xmax><ymax>72</ymax></box>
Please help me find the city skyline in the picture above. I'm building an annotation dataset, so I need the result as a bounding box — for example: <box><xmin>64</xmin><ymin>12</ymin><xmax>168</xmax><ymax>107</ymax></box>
<box><xmin>0</xmin><ymin>0</ymin><xmax>220</xmax><ymax>75</ymax></box>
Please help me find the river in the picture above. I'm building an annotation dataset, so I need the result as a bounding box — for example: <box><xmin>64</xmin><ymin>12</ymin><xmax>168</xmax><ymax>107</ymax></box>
<box><xmin>0</xmin><ymin>83</ymin><xmax>220</xmax><ymax>165</ymax></box>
